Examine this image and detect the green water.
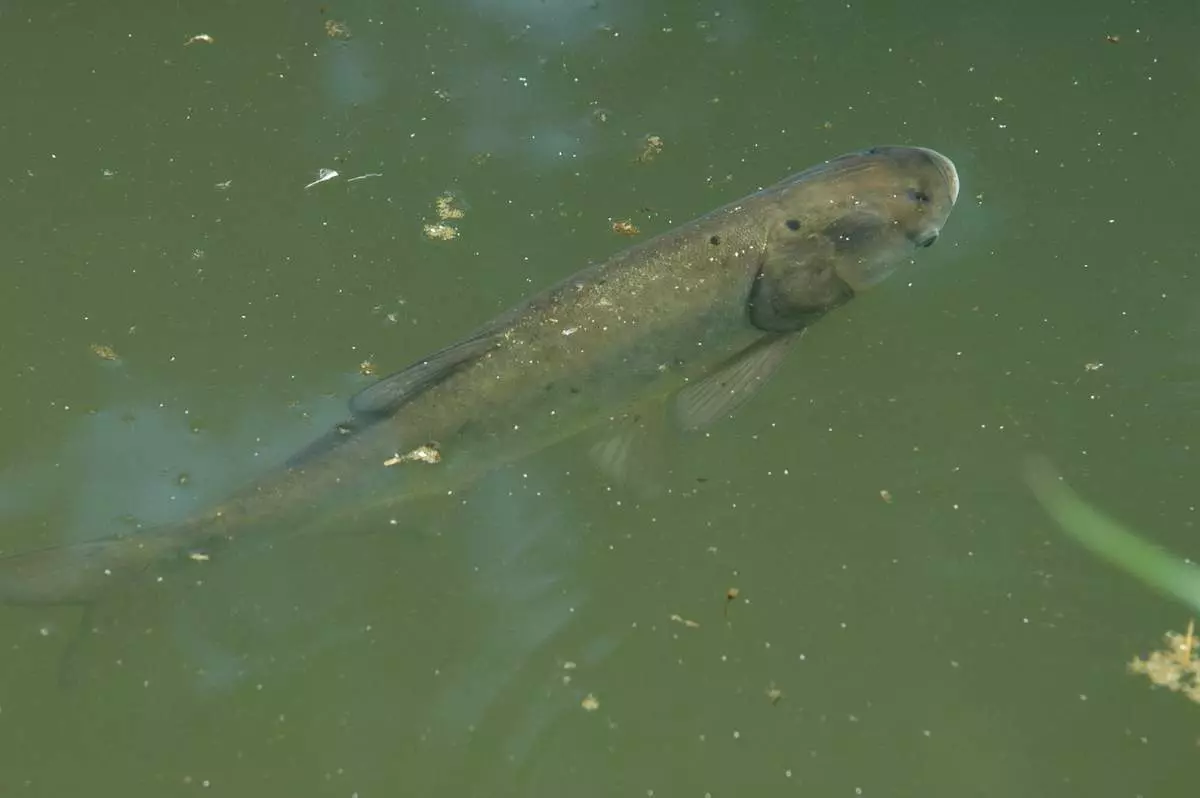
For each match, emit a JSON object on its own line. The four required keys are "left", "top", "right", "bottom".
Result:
{"left": 1, "top": 0, "right": 1197, "bottom": 795}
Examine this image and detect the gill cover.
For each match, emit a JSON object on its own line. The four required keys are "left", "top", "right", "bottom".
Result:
{"left": 747, "top": 214, "right": 858, "bottom": 333}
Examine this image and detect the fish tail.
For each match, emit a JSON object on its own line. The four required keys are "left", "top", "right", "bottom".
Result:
{"left": 0, "top": 526, "right": 189, "bottom": 606}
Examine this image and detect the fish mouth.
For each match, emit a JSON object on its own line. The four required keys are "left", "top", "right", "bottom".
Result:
{"left": 917, "top": 147, "right": 960, "bottom": 206}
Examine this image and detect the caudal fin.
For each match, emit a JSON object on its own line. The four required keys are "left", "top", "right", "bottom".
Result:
{"left": 0, "top": 530, "right": 182, "bottom": 606}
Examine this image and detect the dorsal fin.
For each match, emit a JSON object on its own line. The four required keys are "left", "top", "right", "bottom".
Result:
{"left": 285, "top": 331, "right": 501, "bottom": 470}
{"left": 349, "top": 331, "right": 501, "bottom": 417}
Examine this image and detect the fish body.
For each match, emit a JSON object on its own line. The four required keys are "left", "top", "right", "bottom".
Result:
{"left": 0, "top": 145, "right": 959, "bottom": 605}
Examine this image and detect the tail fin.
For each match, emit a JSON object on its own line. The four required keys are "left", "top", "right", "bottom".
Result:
{"left": 0, "top": 529, "right": 184, "bottom": 606}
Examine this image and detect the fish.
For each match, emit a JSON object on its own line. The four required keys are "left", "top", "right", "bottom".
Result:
{"left": 0, "top": 145, "right": 960, "bottom": 607}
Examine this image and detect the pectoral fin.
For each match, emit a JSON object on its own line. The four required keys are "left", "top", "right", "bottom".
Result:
{"left": 350, "top": 331, "right": 502, "bottom": 417}
{"left": 674, "top": 332, "right": 800, "bottom": 430}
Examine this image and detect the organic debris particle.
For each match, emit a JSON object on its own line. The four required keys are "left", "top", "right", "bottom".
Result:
{"left": 423, "top": 223, "right": 459, "bottom": 241}
{"left": 581, "top": 693, "right": 600, "bottom": 712}
{"left": 435, "top": 193, "right": 466, "bottom": 221}
{"left": 879, "top": 489, "right": 893, "bottom": 503}
{"left": 359, "top": 360, "right": 377, "bottom": 376}
{"left": 1084, "top": 361, "right": 1104, "bottom": 371}
{"left": 724, "top": 587, "right": 739, "bottom": 618}
{"left": 304, "top": 168, "right": 339, "bottom": 190}
{"left": 766, "top": 683, "right": 783, "bottom": 705}
{"left": 636, "top": 134, "right": 664, "bottom": 163}
{"left": 424, "top": 193, "right": 466, "bottom": 240}
{"left": 611, "top": 219, "right": 639, "bottom": 236}
{"left": 187, "top": 551, "right": 210, "bottom": 563}
{"left": 325, "top": 19, "right": 351, "bottom": 39}
{"left": 1128, "top": 620, "right": 1200, "bottom": 704}
{"left": 384, "top": 444, "right": 442, "bottom": 467}
{"left": 90, "top": 344, "right": 119, "bottom": 361}
{"left": 1105, "top": 34, "right": 1120, "bottom": 43}
{"left": 669, "top": 614, "right": 701, "bottom": 629}
{"left": 184, "top": 34, "right": 214, "bottom": 46}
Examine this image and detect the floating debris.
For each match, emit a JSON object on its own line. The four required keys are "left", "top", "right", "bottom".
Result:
{"left": 435, "top": 193, "right": 466, "bottom": 221}
{"left": 581, "top": 693, "right": 600, "bottom": 712}
{"left": 358, "top": 360, "right": 377, "bottom": 376}
{"left": 423, "top": 223, "right": 459, "bottom": 242}
{"left": 184, "top": 34, "right": 214, "bottom": 46}
{"left": 766, "top": 683, "right": 784, "bottom": 706}
{"left": 1084, "top": 361, "right": 1104, "bottom": 372}
{"left": 879, "top": 489, "right": 893, "bottom": 503}
{"left": 304, "top": 168, "right": 339, "bottom": 190}
{"left": 1129, "top": 620, "right": 1200, "bottom": 704}
{"left": 384, "top": 444, "right": 442, "bottom": 467}
{"left": 611, "top": 219, "right": 639, "bottom": 236}
{"left": 669, "top": 613, "right": 701, "bottom": 629}
{"left": 423, "top": 193, "right": 466, "bottom": 241}
{"left": 636, "top": 134, "right": 664, "bottom": 163}
{"left": 187, "top": 551, "right": 211, "bottom": 563}
{"left": 1105, "top": 34, "right": 1120, "bottom": 44}
{"left": 725, "top": 586, "right": 740, "bottom": 618}
{"left": 346, "top": 172, "right": 383, "bottom": 183}
{"left": 325, "top": 19, "right": 351, "bottom": 40}
{"left": 90, "top": 344, "right": 119, "bottom": 362}
{"left": 214, "top": 180, "right": 233, "bottom": 191}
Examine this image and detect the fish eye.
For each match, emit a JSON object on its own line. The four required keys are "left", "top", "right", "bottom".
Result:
{"left": 907, "top": 188, "right": 932, "bottom": 204}
{"left": 919, "top": 233, "right": 938, "bottom": 248}
{"left": 784, "top": 218, "right": 801, "bottom": 231}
